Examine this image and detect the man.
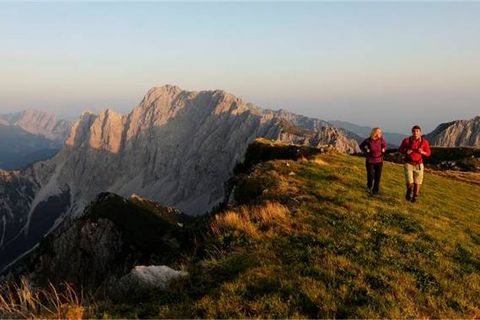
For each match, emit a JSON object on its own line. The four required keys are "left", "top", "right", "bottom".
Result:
{"left": 398, "top": 125, "right": 431, "bottom": 203}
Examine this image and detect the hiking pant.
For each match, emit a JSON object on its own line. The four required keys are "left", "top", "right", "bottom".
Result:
{"left": 404, "top": 163, "right": 424, "bottom": 184}
{"left": 366, "top": 162, "right": 383, "bottom": 193}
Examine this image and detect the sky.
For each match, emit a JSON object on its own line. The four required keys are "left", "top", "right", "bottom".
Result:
{"left": 1, "top": 2, "right": 479, "bottom": 134}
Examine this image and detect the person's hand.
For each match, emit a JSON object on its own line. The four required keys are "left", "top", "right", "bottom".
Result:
{"left": 382, "top": 148, "right": 385, "bottom": 153}
{"left": 418, "top": 149, "right": 425, "bottom": 155}
{"left": 407, "top": 149, "right": 413, "bottom": 155}
{"left": 365, "top": 148, "right": 370, "bottom": 153}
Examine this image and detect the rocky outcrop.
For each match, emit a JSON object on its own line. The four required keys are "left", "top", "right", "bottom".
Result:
{"left": 0, "top": 85, "right": 358, "bottom": 271}
{"left": 115, "top": 265, "right": 188, "bottom": 296}
{"left": 5, "top": 193, "right": 190, "bottom": 289}
{"left": 426, "top": 116, "right": 480, "bottom": 147}
{"left": 276, "top": 119, "right": 360, "bottom": 153}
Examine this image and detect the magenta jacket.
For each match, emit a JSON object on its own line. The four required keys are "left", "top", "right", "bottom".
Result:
{"left": 359, "top": 137, "right": 387, "bottom": 164}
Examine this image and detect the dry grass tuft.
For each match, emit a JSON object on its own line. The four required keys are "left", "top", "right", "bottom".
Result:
{"left": 212, "top": 210, "right": 259, "bottom": 238}
{"left": 311, "top": 157, "right": 329, "bottom": 166}
{"left": 0, "top": 276, "right": 86, "bottom": 319}
{"left": 211, "top": 202, "right": 290, "bottom": 239}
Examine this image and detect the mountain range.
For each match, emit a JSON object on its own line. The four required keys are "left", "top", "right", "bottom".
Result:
{"left": 0, "top": 85, "right": 359, "bottom": 271}
{"left": 331, "top": 115, "right": 480, "bottom": 149}
{"left": 425, "top": 116, "right": 480, "bottom": 147}
{"left": 0, "top": 110, "right": 71, "bottom": 170}
{"left": 0, "top": 110, "right": 71, "bottom": 142}
{"left": 328, "top": 120, "right": 407, "bottom": 147}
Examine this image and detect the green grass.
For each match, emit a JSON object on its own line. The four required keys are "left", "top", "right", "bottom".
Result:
{"left": 94, "top": 147, "right": 480, "bottom": 318}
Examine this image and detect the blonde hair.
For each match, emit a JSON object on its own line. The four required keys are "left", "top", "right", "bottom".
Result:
{"left": 370, "top": 127, "right": 382, "bottom": 139}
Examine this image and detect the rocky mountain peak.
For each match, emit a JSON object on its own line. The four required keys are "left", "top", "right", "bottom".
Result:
{"left": 65, "top": 109, "right": 126, "bottom": 154}
{"left": 140, "top": 85, "right": 184, "bottom": 106}
{"left": 0, "top": 109, "right": 71, "bottom": 142}
{"left": 211, "top": 90, "right": 249, "bottom": 115}
{"left": 80, "top": 110, "right": 95, "bottom": 117}
{"left": 7, "top": 109, "right": 54, "bottom": 124}
{"left": 425, "top": 115, "right": 480, "bottom": 147}
{"left": 88, "top": 109, "right": 126, "bottom": 153}
{"left": 52, "top": 85, "right": 359, "bottom": 216}
{"left": 65, "top": 112, "right": 98, "bottom": 147}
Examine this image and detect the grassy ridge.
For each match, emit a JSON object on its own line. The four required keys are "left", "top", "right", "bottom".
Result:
{"left": 101, "top": 147, "right": 480, "bottom": 318}
{"left": 4, "top": 141, "right": 479, "bottom": 318}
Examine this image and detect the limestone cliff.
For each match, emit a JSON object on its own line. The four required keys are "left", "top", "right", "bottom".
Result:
{"left": 425, "top": 116, "right": 480, "bottom": 147}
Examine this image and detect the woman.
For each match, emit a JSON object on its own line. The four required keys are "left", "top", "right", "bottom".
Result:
{"left": 359, "top": 128, "right": 387, "bottom": 195}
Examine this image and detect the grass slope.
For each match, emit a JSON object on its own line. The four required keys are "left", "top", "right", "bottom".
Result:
{"left": 97, "top": 145, "right": 480, "bottom": 318}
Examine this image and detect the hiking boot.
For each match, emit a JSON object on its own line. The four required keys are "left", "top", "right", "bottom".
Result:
{"left": 405, "top": 190, "right": 412, "bottom": 201}
{"left": 406, "top": 184, "right": 414, "bottom": 201}
{"left": 411, "top": 196, "right": 417, "bottom": 203}
{"left": 366, "top": 186, "right": 373, "bottom": 195}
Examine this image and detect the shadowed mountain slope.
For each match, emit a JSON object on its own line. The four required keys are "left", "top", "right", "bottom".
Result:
{"left": 3, "top": 193, "right": 192, "bottom": 290}
{"left": 0, "top": 110, "right": 72, "bottom": 170}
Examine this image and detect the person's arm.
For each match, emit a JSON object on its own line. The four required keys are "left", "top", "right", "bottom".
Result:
{"left": 420, "top": 139, "right": 431, "bottom": 157}
{"left": 359, "top": 139, "right": 370, "bottom": 153}
{"left": 381, "top": 138, "right": 387, "bottom": 153}
{"left": 398, "top": 138, "right": 408, "bottom": 154}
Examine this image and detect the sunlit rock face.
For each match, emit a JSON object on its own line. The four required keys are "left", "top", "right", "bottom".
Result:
{"left": 52, "top": 84, "right": 359, "bottom": 216}
{"left": 0, "top": 85, "right": 359, "bottom": 271}
{"left": 425, "top": 116, "right": 480, "bottom": 147}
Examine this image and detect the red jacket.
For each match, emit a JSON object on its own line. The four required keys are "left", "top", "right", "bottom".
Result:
{"left": 399, "top": 136, "right": 431, "bottom": 164}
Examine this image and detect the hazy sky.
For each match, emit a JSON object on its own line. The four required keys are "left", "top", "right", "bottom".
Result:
{"left": 1, "top": 2, "right": 479, "bottom": 134}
